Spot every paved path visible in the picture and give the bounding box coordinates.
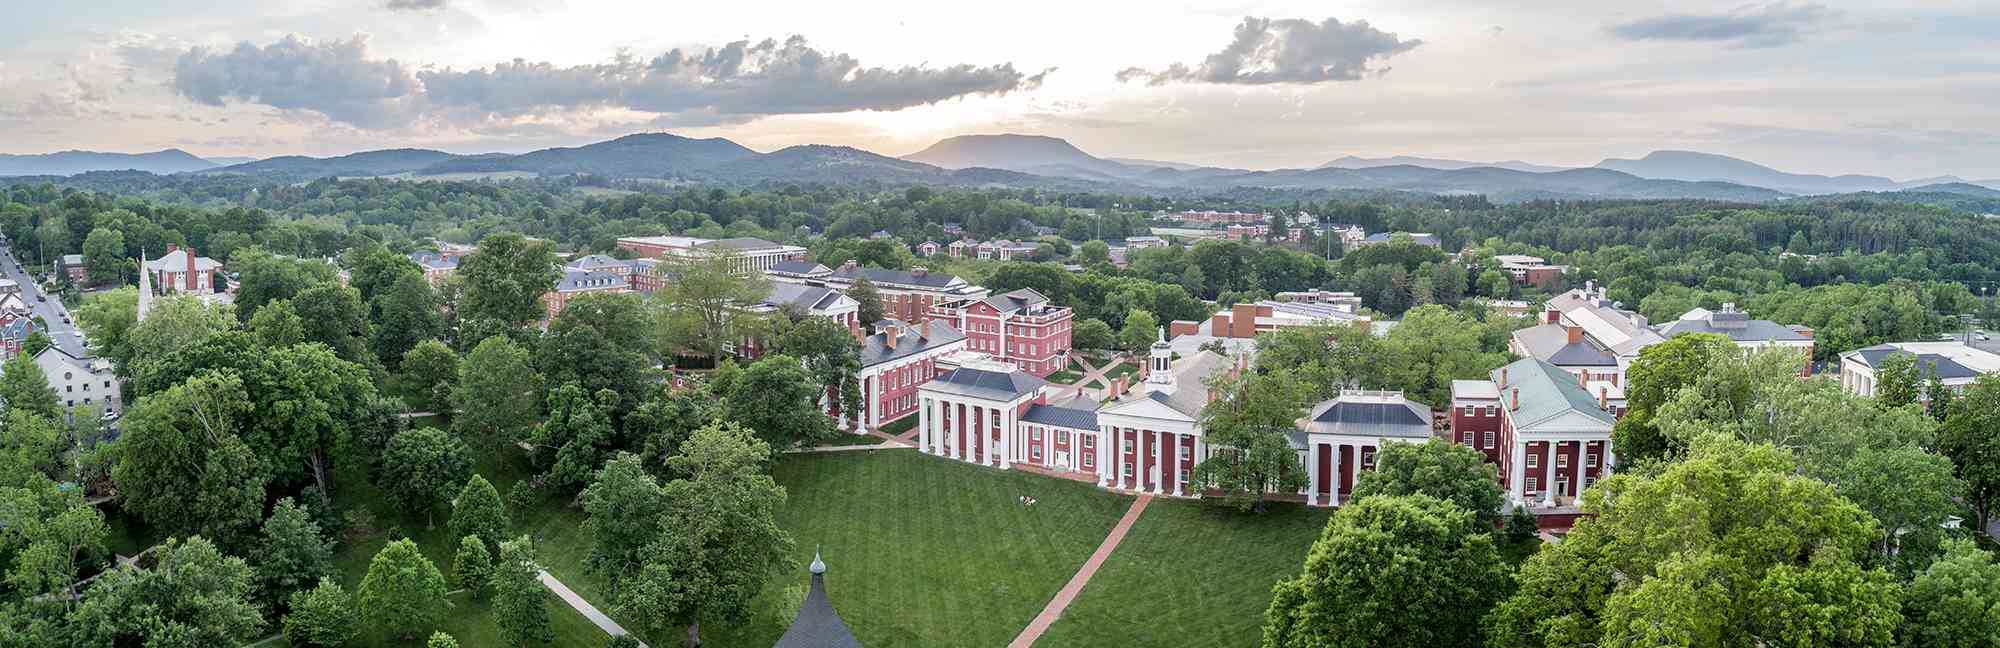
[1007,494,1152,648]
[540,570,647,647]
[0,244,85,358]
[787,441,913,454]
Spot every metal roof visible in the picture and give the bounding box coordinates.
[981,288,1049,314]
[833,266,965,290]
[1547,341,1618,367]
[1022,403,1099,430]
[859,319,965,368]
[1656,315,1811,342]
[1495,358,1616,430]
[1846,344,1990,380]
[1299,393,1432,439]
[774,556,862,648]
[921,365,1047,401]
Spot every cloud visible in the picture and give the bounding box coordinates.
[1116,16,1420,86]
[169,34,1046,129]
[384,0,446,10]
[1608,2,1834,48]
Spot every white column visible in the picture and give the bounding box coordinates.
[864,375,879,430]
[1306,442,1320,506]
[1152,430,1165,494]
[1509,441,1527,506]
[919,398,931,453]
[1604,438,1616,471]
[1097,427,1112,486]
[1172,434,1184,496]
[1541,442,1556,507]
[1000,406,1013,470]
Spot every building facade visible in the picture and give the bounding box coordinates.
[1451,358,1617,523]
[542,268,630,319]
[928,288,1073,377]
[811,263,989,325]
[36,346,122,415]
[850,319,967,430]
[1840,341,2000,399]
[615,235,808,273]
[1296,390,1434,506]
[144,246,222,295]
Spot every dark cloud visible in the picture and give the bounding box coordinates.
[169,34,1046,129]
[1116,16,1420,86]
[384,0,447,10]
[1608,2,1834,48]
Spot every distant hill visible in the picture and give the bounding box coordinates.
[703,144,942,184]
[422,132,757,178]
[1168,164,1787,202]
[901,134,1134,177]
[1900,182,2000,198]
[203,156,260,166]
[0,149,217,176]
[1592,150,1926,195]
[1105,157,1213,172]
[206,149,462,178]
[1320,155,1567,174]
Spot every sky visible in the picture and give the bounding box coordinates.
[2,0,1998,179]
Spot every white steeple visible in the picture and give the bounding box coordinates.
[136,248,154,322]
[1148,326,1173,386]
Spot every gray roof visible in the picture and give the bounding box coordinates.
[860,319,965,368]
[1363,232,1441,246]
[1299,394,1433,439]
[700,237,787,251]
[1510,323,1569,360]
[555,268,625,291]
[834,266,962,289]
[1132,351,1234,417]
[982,288,1049,314]
[765,283,847,312]
[775,558,862,648]
[1022,403,1099,430]
[565,254,626,271]
[1547,341,1618,367]
[1849,345,1982,379]
[923,365,1048,401]
[1656,316,1811,342]
[1496,358,1616,429]
[769,260,831,276]
[409,251,459,270]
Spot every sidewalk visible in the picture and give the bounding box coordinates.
[540,570,647,647]
[1006,494,1153,648]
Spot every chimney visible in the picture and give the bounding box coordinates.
[1576,370,1587,386]
[1598,385,1609,410]
[841,259,859,272]
[1499,367,1508,387]
[166,244,178,254]
[882,323,899,349]
[911,266,928,278]
[1510,387,1520,410]
[1565,325,1584,344]
[185,246,198,291]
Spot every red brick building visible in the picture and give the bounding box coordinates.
[1450,358,1618,529]
[848,319,967,430]
[928,288,1072,377]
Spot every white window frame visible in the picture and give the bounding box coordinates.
[1557,454,1569,469]
[1526,477,1539,493]
[1586,453,1599,467]
[1526,453,1538,468]
[1483,431,1494,449]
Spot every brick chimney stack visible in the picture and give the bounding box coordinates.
[911,266,928,278]
[841,259,860,272]
[1565,325,1584,344]
[1499,367,1508,387]
[882,322,898,349]
[185,246,198,291]
[1598,385,1609,410]
[1510,387,1520,410]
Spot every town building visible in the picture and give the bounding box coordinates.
[1451,358,1617,525]
[756,284,861,330]
[1170,210,1265,225]
[1840,341,2000,399]
[817,263,989,324]
[1509,285,1663,387]
[1352,232,1443,249]
[1170,301,1367,340]
[916,240,941,257]
[1296,390,1434,506]
[928,288,1073,377]
[976,240,1038,261]
[947,239,975,258]
[614,235,807,273]
[60,254,87,284]
[144,245,222,295]
[1657,304,1815,366]
[565,254,665,294]
[36,346,122,415]
[1274,290,1364,310]
[1224,223,1267,240]
[0,307,33,358]
[409,250,464,284]
[1494,254,1566,289]
[542,267,629,319]
[849,318,967,430]
[765,260,834,283]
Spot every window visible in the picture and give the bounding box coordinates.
[1179,469,1189,484]
[1461,431,1472,443]
[1083,436,1094,450]
[65,385,72,393]
[1030,429,1042,441]
[1031,447,1042,461]
[1123,462,1133,477]
[1083,453,1094,468]
[1483,431,1494,448]
[1058,431,1069,445]
[1586,453,1599,467]
[1526,477,1539,493]
[1526,453,1538,468]
[1485,405,1498,417]
[1362,452,1375,468]
[1556,454,1569,468]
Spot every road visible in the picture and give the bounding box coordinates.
[0,243,88,358]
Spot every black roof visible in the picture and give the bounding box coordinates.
[1547,341,1618,367]
[1310,401,1427,427]
[834,266,961,289]
[775,554,862,648]
[1851,346,1982,379]
[1021,403,1099,430]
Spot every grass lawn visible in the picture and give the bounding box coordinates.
[1101,361,1137,380]
[532,449,1135,647]
[815,433,889,447]
[1034,500,1331,648]
[1085,379,1106,390]
[876,414,919,436]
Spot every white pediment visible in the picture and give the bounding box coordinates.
[1098,396,1197,425]
[1519,409,1615,435]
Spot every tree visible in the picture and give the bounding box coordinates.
[0,409,66,486]
[583,453,667,597]
[1351,438,1505,530]
[82,227,126,286]
[283,579,358,648]
[428,632,462,648]
[0,351,60,422]
[653,248,769,359]
[615,422,793,647]
[380,428,472,528]
[126,294,236,388]
[1076,240,1111,266]
[245,342,376,506]
[256,497,334,609]
[113,370,269,549]
[1899,539,2000,647]
[74,287,138,371]
[1874,350,1922,409]
[713,354,837,449]
[456,232,561,335]
[1376,305,1501,407]
[247,298,306,348]
[1485,434,1901,648]
[493,536,555,646]
[775,315,863,429]
[1120,309,1159,355]
[1190,366,1309,512]
[400,339,461,413]
[1071,318,1115,352]
[848,277,886,330]
[530,382,620,491]
[70,536,265,647]
[538,290,655,410]
[452,335,541,450]
[231,247,339,323]
[1943,375,2000,529]
[370,271,443,365]
[357,538,452,640]
[19,330,51,357]
[293,282,376,366]
[1612,332,1738,464]
[3,496,107,599]
[1263,495,1509,648]
[450,474,510,554]
[454,535,493,597]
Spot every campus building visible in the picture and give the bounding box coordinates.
[1657,304,1815,370]
[805,262,990,325]
[1171,301,1369,340]
[1494,254,1566,289]
[848,319,967,430]
[542,267,629,319]
[1451,358,1618,526]
[409,250,465,284]
[928,288,1073,377]
[1296,390,1434,507]
[615,235,807,273]
[1510,285,1664,388]
[144,245,223,295]
[1839,341,2000,400]
[36,346,122,415]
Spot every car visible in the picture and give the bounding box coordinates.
[35,294,45,302]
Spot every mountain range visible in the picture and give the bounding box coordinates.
[8,133,1996,203]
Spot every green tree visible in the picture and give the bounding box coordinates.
[3,496,107,599]
[1377,305,1501,407]
[530,382,620,491]
[19,329,51,357]
[537,290,655,410]
[74,287,138,371]
[380,428,472,528]
[615,422,793,647]
[283,579,358,648]
[256,497,334,609]
[1263,495,1510,648]
[126,294,237,389]
[231,247,339,324]
[713,354,837,450]
[427,632,462,648]
[247,298,306,348]
[583,453,667,597]
[112,370,269,549]
[449,474,510,554]
[1942,375,2000,529]
[0,409,66,486]
[1351,438,1505,530]
[70,536,264,647]
[457,232,561,336]
[1071,318,1115,352]
[1119,309,1159,355]
[454,534,493,598]
[1898,539,2000,647]
[1612,332,1738,463]
[370,271,443,366]
[774,315,864,429]
[245,342,376,505]
[653,248,769,358]
[848,277,885,329]
[0,352,60,422]
[1485,434,1902,648]
[292,282,376,366]
[1875,351,1922,409]
[492,536,555,646]
[400,339,461,413]
[1076,240,1111,266]
[357,538,452,641]
[82,227,126,286]
[452,335,541,450]
[1190,366,1309,512]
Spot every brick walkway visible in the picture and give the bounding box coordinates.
[1007,494,1153,648]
